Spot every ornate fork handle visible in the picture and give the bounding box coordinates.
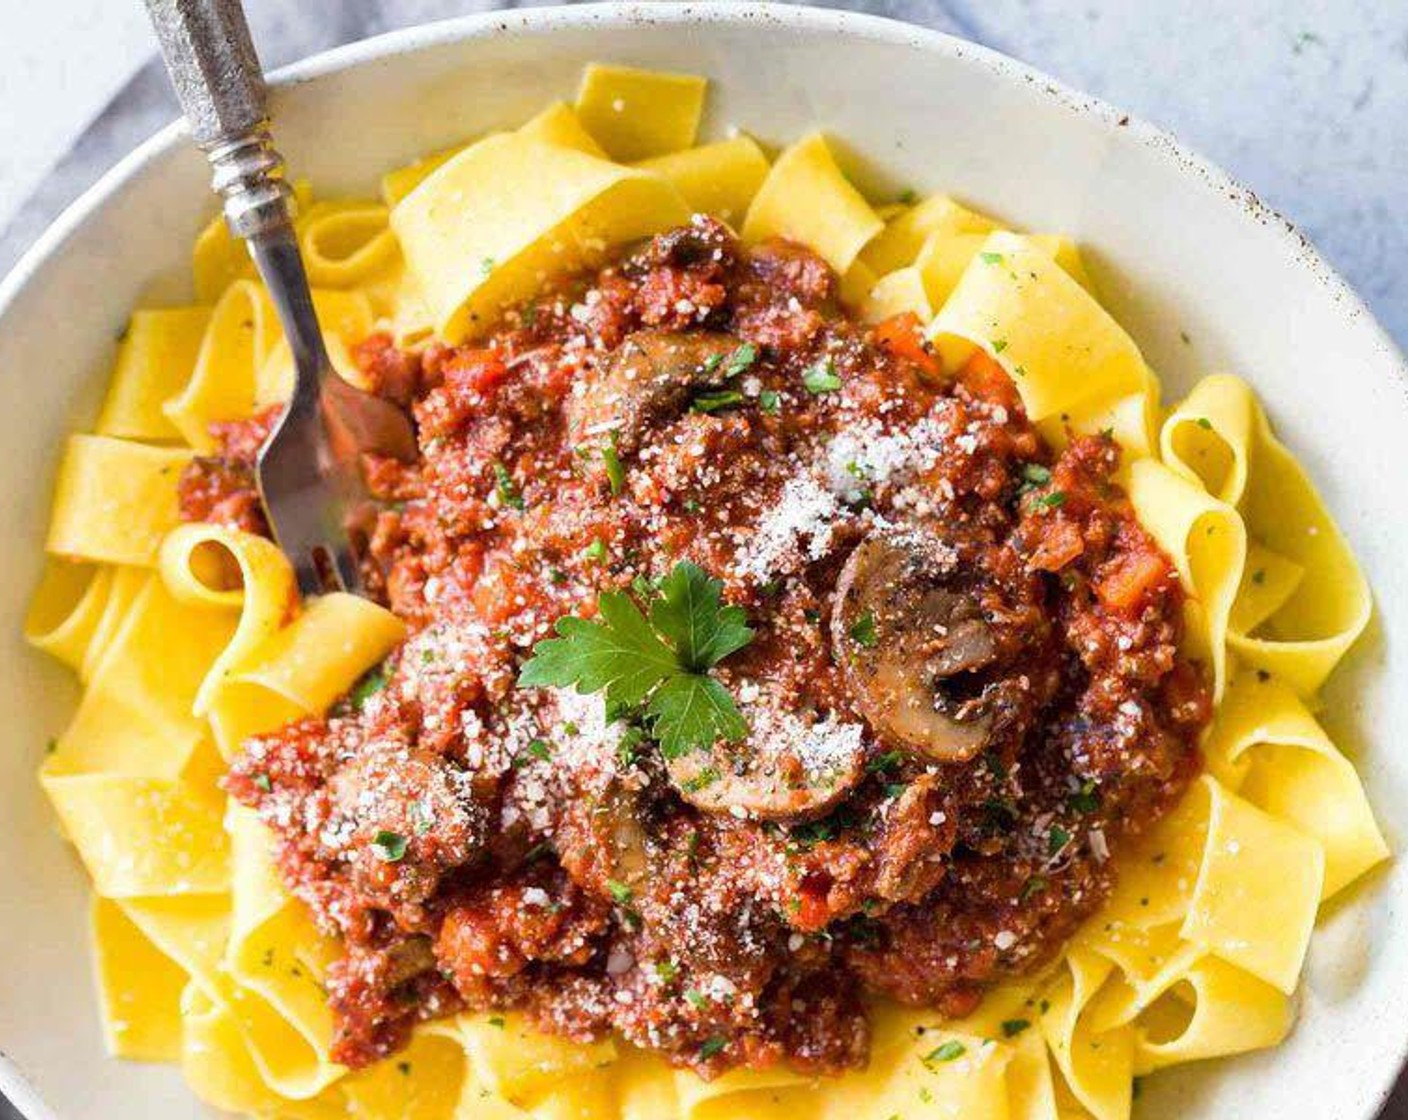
[142,0,417,597]
[143,0,327,388]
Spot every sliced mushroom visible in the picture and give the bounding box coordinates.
[831,532,999,763]
[667,710,866,823]
[568,330,746,456]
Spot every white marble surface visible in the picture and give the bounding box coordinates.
[0,0,1404,1117]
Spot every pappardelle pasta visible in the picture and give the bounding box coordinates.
[28,62,1384,1120]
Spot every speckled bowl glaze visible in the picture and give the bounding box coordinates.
[1,5,1404,1119]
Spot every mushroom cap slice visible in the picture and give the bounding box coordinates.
[666,710,867,823]
[568,330,746,455]
[831,533,999,763]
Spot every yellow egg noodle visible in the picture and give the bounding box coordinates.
[26,62,1385,1120]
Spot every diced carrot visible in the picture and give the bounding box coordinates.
[873,312,942,378]
[959,348,1019,409]
[1097,549,1169,613]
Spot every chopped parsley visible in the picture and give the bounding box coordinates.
[848,610,878,647]
[759,389,782,415]
[897,189,918,205]
[525,738,552,761]
[653,960,679,982]
[684,988,709,1010]
[601,436,625,496]
[349,663,391,710]
[867,750,903,775]
[1001,1018,1031,1039]
[1019,875,1048,902]
[479,257,495,278]
[519,561,754,758]
[723,342,758,378]
[692,389,745,413]
[1048,824,1071,856]
[1196,416,1214,430]
[698,1036,728,1060]
[606,879,634,905]
[487,1015,506,1028]
[252,772,272,793]
[583,539,609,564]
[1020,462,1052,487]
[979,251,1005,265]
[370,830,408,863]
[802,357,843,394]
[992,338,1009,353]
[924,1040,966,1064]
[681,766,721,792]
[1033,490,1067,510]
[493,462,525,510]
[1069,779,1101,814]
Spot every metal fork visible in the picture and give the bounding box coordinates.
[144,0,417,597]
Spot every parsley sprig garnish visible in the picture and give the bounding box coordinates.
[518,562,754,758]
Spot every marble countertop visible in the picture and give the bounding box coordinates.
[0,1,1404,1117]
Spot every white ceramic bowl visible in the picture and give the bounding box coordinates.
[2,5,1405,1118]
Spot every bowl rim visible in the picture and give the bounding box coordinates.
[1,4,1404,1118]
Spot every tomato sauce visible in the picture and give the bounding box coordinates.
[204,217,1208,1076]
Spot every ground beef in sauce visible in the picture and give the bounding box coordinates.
[210,216,1210,1078]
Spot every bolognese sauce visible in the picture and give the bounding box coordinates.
[199,216,1208,1077]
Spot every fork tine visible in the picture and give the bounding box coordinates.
[329,542,361,594]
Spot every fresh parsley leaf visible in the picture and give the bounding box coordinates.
[1048,824,1070,856]
[519,562,754,761]
[649,561,753,671]
[802,357,843,394]
[647,674,748,759]
[1033,490,1067,510]
[758,389,781,415]
[518,592,678,708]
[370,830,408,863]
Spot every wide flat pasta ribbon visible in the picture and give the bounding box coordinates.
[742,133,884,275]
[45,435,193,566]
[1127,459,1246,699]
[393,132,690,341]
[1202,670,1387,898]
[575,63,707,162]
[1162,374,1371,696]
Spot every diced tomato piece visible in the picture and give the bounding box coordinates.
[1097,549,1170,613]
[443,348,509,397]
